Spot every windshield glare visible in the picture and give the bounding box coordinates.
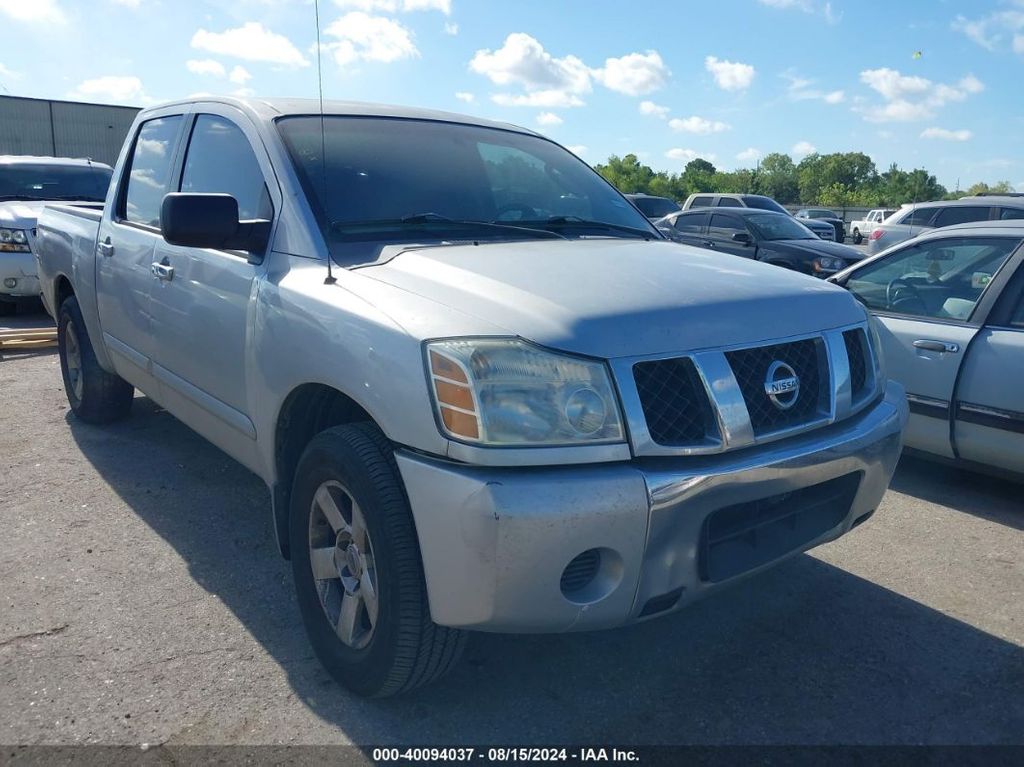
[277,116,654,262]
[742,195,788,214]
[748,213,816,240]
[0,164,111,201]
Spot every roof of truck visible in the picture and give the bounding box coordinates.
[139,96,540,137]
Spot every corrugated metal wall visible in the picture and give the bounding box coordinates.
[0,96,139,166]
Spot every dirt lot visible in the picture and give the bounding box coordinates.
[0,340,1021,748]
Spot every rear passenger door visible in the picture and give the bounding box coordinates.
[953,258,1024,474]
[148,107,277,456]
[668,211,707,247]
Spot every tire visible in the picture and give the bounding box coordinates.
[289,422,467,697]
[0,300,15,316]
[853,229,863,245]
[57,295,134,424]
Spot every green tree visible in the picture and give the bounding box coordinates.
[758,152,799,203]
[592,154,657,195]
[964,180,1014,196]
[682,158,717,193]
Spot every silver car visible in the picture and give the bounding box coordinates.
[866,196,1024,255]
[834,220,1024,477]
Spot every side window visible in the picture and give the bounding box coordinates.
[122,116,183,228]
[180,115,272,221]
[690,196,713,208]
[673,212,705,233]
[932,206,991,227]
[716,197,743,207]
[900,207,938,227]
[845,236,1021,320]
[999,207,1024,220]
[708,213,744,237]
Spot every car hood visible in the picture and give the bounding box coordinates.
[358,238,866,358]
[0,201,48,229]
[765,239,864,261]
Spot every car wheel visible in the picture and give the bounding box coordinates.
[58,295,134,423]
[853,229,862,244]
[290,422,467,697]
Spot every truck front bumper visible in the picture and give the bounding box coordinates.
[397,381,908,633]
[0,252,41,300]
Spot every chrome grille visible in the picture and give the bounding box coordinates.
[725,338,826,436]
[843,329,869,399]
[633,357,714,446]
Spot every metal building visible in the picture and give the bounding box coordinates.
[0,95,140,167]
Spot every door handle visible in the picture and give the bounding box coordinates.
[914,339,959,353]
[151,261,174,282]
[702,240,714,248]
[97,239,114,257]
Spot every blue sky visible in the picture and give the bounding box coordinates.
[2,0,1022,190]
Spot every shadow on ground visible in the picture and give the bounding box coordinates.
[69,397,1024,745]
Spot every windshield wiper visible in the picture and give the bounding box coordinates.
[527,216,656,240]
[331,213,567,240]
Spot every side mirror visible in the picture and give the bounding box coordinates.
[161,193,271,256]
[731,231,752,245]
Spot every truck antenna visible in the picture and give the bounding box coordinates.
[314,0,336,285]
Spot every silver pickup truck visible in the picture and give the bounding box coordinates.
[36,97,908,697]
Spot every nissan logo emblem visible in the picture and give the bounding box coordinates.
[764,360,800,410]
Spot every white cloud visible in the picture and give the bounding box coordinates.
[1016,34,1024,54]
[782,70,844,104]
[791,140,816,157]
[953,8,1024,53]
[757,0,840,23]
[705,56,755,91]
[186,59,226,77]
[335,0,450,12]
[192,22,309,67]
[229,66,252,85]
[403,0,450,12]
[823,90,845,104]
[0,62,22,80]
[567,145,588,157]
[454,91,475,103]
[110,0,141,7]
[639,100,669,119]
[666,148,709,163]
[921,127,972,141]
[444,21,458,35]
[71,75,145,104]
[536,111,562,126]
[323,12,418,66]
[858,68,984,122]
[0,0,65,23]
[669,115,730,134]
[471,33,591,108]
[593,51,669,96]
[737,147,762,163]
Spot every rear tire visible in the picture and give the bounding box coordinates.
[853,229,863,244]
[57,296,134,424]
[290,422,467,697]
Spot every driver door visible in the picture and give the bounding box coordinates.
[841,235,1020,458]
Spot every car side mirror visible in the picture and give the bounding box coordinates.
[731,231,752,245]
[161,193,271,259]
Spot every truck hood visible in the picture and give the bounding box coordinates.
[0,201,48,230]
[358,239,866,358]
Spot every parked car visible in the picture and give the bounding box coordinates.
[681,193,837,241]
[795,207,846,243]
[832,220,1024,478]
[849,208,897,244]
[0,156,112,315]
[36,97,907,697]
[625,193,680,221]
[866,197,1024,255]
[657,208,864,276]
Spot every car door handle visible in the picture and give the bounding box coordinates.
[702,240,714,248]
[151,261,174,282]
[914,339,959,353]
[97,240,114,257]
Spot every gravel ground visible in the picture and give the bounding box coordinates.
[0,344,1021,749]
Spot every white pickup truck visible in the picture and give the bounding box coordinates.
[848,208,897,245]
[36,97,907,697]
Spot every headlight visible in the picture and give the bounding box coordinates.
[425,338,625,446]
[812,255,845,274]
[0,228,30,252]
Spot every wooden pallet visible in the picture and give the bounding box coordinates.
[0,327,58,351]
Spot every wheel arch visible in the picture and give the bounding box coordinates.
[54,273,75,312]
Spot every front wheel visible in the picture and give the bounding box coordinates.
[290,423,466,697]
[853,228,863,244]
[58,296,134,423]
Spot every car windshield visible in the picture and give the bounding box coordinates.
[747,213,816,240]
[742,195,789,214]
[0,164,111,202]
[277,116,656,263]
[632,196,680,218]
[808,209,836,218]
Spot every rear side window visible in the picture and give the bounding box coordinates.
[673,212,705,233]
[716,197,743,207]
[900,207,937,227]
[932,206,991,227]
[180,115,272,221]
[689,196,713,208]
[122,116,183,228]
[999,207,1024,220]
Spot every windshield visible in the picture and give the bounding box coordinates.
[632,196,680,218]
[742,195,789,214]
[277,116,655,263]
[747,213,816,240]
[0,164,111,202]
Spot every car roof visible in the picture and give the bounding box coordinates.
[899,197,1024,210]
[138,96,540,138]
[0,155,113,169]
[912,220,1024,238]
[677,206,787,217]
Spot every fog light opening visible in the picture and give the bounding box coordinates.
[3,278,16,289]
[559,547,624,605]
